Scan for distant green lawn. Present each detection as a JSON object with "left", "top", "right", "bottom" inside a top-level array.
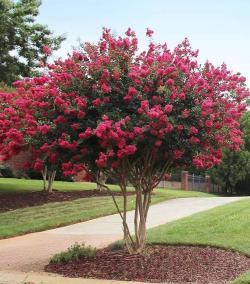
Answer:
[
  {"left": 0, "top": 177, "right": 115, "bottom": 193},
  {"left": 0, "top": 178, "right": 214, "bottom": 238},
  {"left": 147, "top": 198, "right": 250, "bottom": 284}
]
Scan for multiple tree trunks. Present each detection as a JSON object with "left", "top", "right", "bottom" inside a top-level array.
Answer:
[
  {"left": 41, "top": 167, "right": 56, "bottom": 193},
  {"left": 101, "top": 153, "right": 172, "bottom": 253},
  {"left": 96, "top": 170, "right": 108, "bottom": 191}
]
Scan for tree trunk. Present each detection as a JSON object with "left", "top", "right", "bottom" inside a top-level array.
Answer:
[
  {"left": 121, "top": 184, "right": 151, "bottom": 253},
  {"left": 47, "top": 170, "right": 56, "bottom": 193},
  {"left": 132, "top": 190, "right": 151, "bottom": 252},
  {"left": 41, "top": 166, "right": 47, "bottom": 191},
  {"left": 96, "top": 170, "right": 108, "bottom": 191},
  {"left": 41, "top": 169, "right": 56, "bottom": 193}
]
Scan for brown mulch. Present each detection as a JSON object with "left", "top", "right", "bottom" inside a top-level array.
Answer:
[
  {"left": 0, "top": 189, "right": 134, "bottom": 213},
  {"left": 45, "top": 245, "right": 250, "bottom": 284}
]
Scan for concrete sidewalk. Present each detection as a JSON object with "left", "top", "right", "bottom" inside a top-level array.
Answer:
[
  {"left": 0, "top": 270, "right": 153, "bottom": 284},
  {"left": 0, "top": 196, "right": 247, "bottom": 283}
]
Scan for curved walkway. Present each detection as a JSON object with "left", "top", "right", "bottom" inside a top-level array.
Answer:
[{"left": 0, "top": 196, "right": 246, "bottom": 274}]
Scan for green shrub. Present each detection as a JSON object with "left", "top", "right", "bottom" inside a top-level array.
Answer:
[
  {"left": 49, "top": 243, "right": 96, "bottom": 264},
  {"left": 108, "top": 240, "right": 125, "bottom": 251}
]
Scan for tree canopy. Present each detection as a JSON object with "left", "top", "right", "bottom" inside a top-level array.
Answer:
[{"left": 0, "top": 0, "right": 65, "bottom": 85}]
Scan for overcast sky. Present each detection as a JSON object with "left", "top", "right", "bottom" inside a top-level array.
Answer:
[{"left": 37, "top": 0, "right": 250, "bottom": 86}]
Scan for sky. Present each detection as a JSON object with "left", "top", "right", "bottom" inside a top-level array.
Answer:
[{"left": 37, "top": 0, "right": 250, "bottom": 85}]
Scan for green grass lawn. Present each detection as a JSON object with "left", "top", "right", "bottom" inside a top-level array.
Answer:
[
  {"left": 147, "top": 198, "right": 250, "bottom": 284},
  {"left": 0, "top": 177, "right": 214, "bottom": 239},
  {"left": 0, "top": 177, "right": 119, "bottom": 193}
]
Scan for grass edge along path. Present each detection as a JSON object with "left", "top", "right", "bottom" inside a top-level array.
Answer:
[
  {"left": 0, "top": 178, "right": 215, "bottom": 239},
  {"left": 147, "top": 198, "right": 250, "bottom": 284},
  {"left": 232, "top": 270, "right": 250, "bottom": 284}
]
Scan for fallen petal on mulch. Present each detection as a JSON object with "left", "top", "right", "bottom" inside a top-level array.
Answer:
[{"left": 45, "top": 245, "right": 250, "bottom": 283}]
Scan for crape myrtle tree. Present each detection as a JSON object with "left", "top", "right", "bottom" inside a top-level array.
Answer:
[
  {"left": 0, "top": 85, "right": 89, "bottom": 193},
  {"left": 0, "top": 28, "right": 249, "bottom": 252}
]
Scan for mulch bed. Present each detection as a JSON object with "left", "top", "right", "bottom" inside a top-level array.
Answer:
[
  {"left": 0, "top": 189, "right": 134, "bottom": 213},
  {"left": 45, "top": 245, "right": 250, "bottom": 283}
]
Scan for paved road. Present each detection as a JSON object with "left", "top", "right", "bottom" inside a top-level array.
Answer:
[{"left": 0, "top": 196, "right": 246, "bottom": 273}]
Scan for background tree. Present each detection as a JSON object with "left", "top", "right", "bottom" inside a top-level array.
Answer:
[
  {"left": 0, "top": 0, "right": 65, "bottom": 85},
  {"left": 0, "top": 28, "right": 249, "bottom": 252},
  {"left": 209, "top": 148, "right": 250, "bottom": 194},
  {"left": 210, "top": 111, "right": 250, "bottom": 194}
]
